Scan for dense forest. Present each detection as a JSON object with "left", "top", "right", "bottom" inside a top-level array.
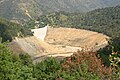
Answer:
[
  {"left": 0, "top": 18, "right": 32, "bottom": 42},
  {"left": 37, "top": 6, "right": 120, "bottom": 38}
]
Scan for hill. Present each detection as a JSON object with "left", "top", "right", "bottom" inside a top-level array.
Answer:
[
  {"left": 0, "top": 0, "right": 120, "bottom": 21},
  {"left": 0, "top": 18, "right": 31, "bottom": 42},
  {"left": 37, "top": 6, "right": 120, "bottom": 38}
]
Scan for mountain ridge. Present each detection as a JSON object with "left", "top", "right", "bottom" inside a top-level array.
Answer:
[{"left": 0, "top": 0, "right": 120, "bottom": 21}]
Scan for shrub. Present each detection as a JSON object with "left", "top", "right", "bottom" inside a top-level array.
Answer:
[
  {"left": 62, "top": 51, "right": 113, "bottom": 79},
  {"left": 33, "top": 57, "right": 61, "bottom": 80}
]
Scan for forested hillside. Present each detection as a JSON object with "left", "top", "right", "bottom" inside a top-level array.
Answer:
[
  {"left": 0, "top": 0, "right": 120, "bottom": 21},
  {"left": 0, "top": 4, "right": 120, "bottom": 80},
  {"left": 0, "top": 18, "right": 31, "bottom": 42},
  {"left": 37, "top": 6, "right": 120, "bottom": 38}
]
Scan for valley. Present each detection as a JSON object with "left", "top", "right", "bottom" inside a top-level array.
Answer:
[{"left": 0, "top": 1, "right": 120, "bottom": 79}]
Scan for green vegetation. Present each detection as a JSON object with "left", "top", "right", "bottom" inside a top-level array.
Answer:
[
  {"left": 33, "top": 57, "right": 61, "bottom": 80},
  {"left": 37, "top": 6, "right": 120, "bottom": 38},
  {"left": 0, "top": 18, "right": 32, "bottom": 42},
  {"left": 0, "top": 0, "right": 120, "bottom": 21},
  {"left": 0, "top": 38, "right": 120, "bottom": 80},
  {"left": 0, "top": 6, "right": 120, "bottom": 80},
  {"left": 98, "top": 37, "right": 120, "bottom": 66},
  {"left": 0, "top": 39, "right": 34, "bottom": 80},
  {"left": 98, "top": 37, "right": 120, "bottom": 78}
]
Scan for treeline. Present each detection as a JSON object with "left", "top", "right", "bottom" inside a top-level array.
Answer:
[
  {"left": 0, "top": 38, "right": 120, "bottom": 80},
  {"left": 37, "top": 6, "right": 120, "bottom": 38},
  {"left": 0, "top": 18, "right": 32, "bottom": 42}
]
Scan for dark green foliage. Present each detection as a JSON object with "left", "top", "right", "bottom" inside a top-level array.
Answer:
[
  {"left": 33, "top": 57, "right": 61, "bottom": 80},
  {"left": 19, "top": 53, "right": 33, "bottom": 66},
  {"left": 97, "top": 38, "right": 120, "bottom": 80},
  {"left": 109, "top": 38, "right": 120, "bottom": 78},
  {"left": 0, "top": 18, "right": 32, "bottom": 42},
  {"left": 82, "top": 6, "right": 120, "bottom": 38},
  {"left": 97, "top": 45, "right": 112, "bottom": 66},
  {"left": 110, "top": 38, "right": 120, "bottom": 62},
  {"left": 37, "top": 6, "right": 120, "bottom": 38},
  {"left": 98, "top": 37, "right": 120, "bottom": 66},
  {"left": 112, "top": 37, "right": 120, "bottom": 53}
]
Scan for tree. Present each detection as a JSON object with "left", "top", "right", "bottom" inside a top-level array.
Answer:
[
  {"left": 0, "top": 39, "right": 35, "bottom": 80},
  {"left": 33, "top": 57, "right": 61, "bottom": 80}
]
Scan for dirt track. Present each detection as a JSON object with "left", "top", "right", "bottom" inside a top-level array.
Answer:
[{"left": 9, "top": 27, "right": 109, "bottom": 63}]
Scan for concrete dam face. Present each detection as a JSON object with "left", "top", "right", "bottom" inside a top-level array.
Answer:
[{"left": 31, "top": 25, "right": 48, "bottom": 41}]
